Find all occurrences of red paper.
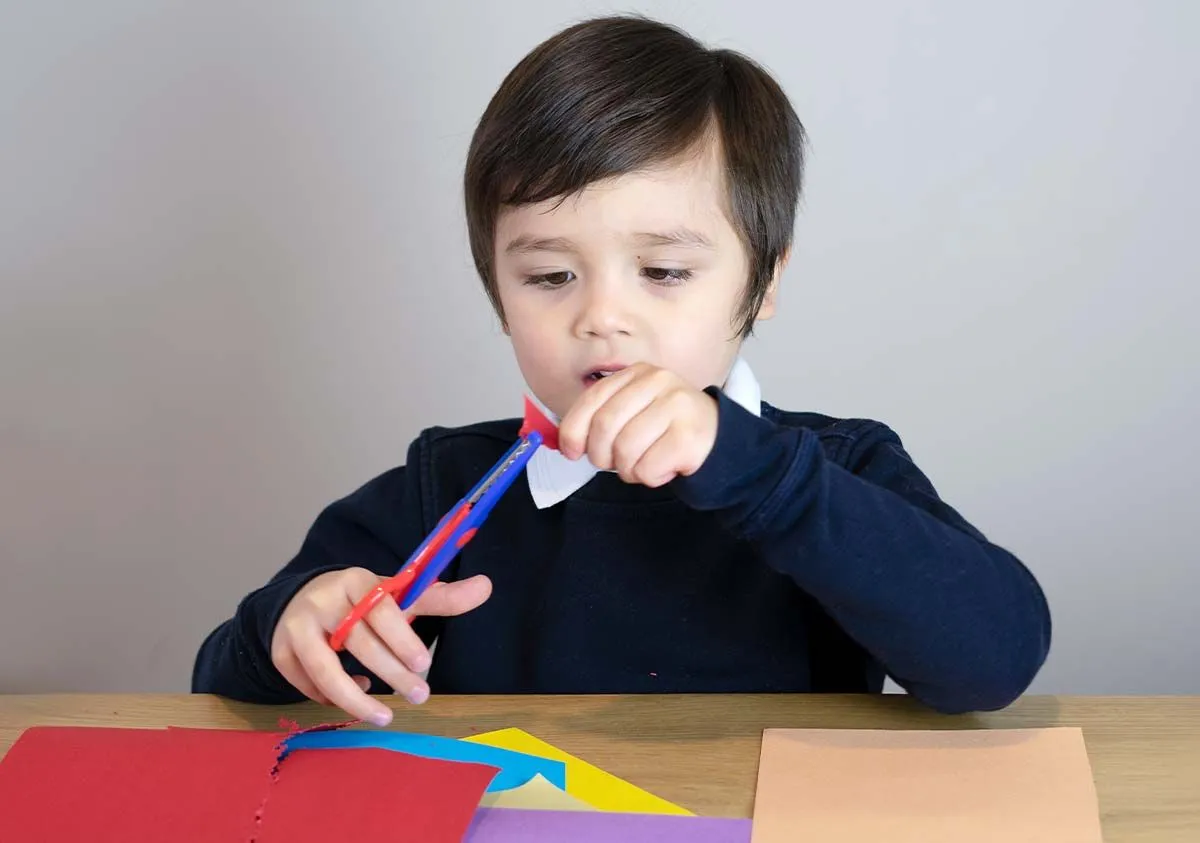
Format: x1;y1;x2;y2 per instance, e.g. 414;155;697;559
520;395;560;450
1;725;499;842
257;746;499;843
0;726;283;842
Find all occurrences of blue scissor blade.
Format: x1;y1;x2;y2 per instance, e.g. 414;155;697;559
399;432;541;609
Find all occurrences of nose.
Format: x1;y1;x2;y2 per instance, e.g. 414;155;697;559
572;275;633;339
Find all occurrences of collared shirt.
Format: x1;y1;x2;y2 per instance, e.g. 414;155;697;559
192;356;1051;713
525;356;763;509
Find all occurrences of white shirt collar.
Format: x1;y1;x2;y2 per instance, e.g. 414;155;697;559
524;356;763;509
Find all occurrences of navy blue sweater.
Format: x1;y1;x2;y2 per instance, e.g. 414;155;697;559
192;391;1050;714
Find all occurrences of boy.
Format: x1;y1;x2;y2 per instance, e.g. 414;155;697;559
193;16;1051;726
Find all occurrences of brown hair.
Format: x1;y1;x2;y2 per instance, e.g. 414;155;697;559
464;15;806;337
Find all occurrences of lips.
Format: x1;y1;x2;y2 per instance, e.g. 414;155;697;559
582;365;627;385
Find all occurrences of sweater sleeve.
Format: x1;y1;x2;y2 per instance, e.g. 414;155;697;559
670;390;1052;714
191;458;440;703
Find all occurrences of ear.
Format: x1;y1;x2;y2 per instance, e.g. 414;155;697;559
755;248;789;322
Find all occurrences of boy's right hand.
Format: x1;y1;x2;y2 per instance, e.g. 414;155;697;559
270;567;491;725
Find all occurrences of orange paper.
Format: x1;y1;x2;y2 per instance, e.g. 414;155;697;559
751;727;1103;843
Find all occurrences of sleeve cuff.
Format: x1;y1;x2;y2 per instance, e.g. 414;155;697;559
243;565;347;677
670;387;793;514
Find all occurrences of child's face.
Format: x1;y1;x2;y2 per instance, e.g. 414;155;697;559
493;140;776;418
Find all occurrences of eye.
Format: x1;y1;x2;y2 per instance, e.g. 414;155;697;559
641;267;693;286
523;270;576;288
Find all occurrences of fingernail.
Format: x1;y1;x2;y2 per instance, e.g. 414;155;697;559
407;684;429;705
369;709;392;726
413;652;431;672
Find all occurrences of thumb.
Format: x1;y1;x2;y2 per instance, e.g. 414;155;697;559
409;575;492;617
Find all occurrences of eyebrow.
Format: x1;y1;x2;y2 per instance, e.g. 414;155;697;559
632;228;716;250
502;228;717;256
504;235;579;255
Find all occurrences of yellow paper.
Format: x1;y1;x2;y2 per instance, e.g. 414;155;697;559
464;728;692;815
478;773;595;811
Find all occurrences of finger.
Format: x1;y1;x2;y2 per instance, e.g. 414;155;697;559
292;618;393;725
335;567;389;616
562;368;662;469
585;371;675;470
409;575;492;617
275;646;333;706
631;426;696;487
610;396;674;483
558;365;642;459
363;597;433;674
344;620;430;705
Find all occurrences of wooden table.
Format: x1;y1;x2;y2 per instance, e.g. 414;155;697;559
1;694;1197;841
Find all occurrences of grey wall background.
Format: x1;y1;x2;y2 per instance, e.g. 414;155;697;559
1;1;1196;696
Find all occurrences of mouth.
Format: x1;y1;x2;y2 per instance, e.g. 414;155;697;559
582;367;626;385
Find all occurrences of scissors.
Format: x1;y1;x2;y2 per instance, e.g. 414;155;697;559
329;398;556;652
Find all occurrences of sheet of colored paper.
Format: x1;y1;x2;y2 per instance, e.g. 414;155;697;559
0;725;282;842
464;728;691;815
284;728;564;792
751;727;1104;843
479;773;595;811
465;807;751;842
257;746;498;843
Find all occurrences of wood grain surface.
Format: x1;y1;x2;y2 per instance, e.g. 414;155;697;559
1;693;1196;841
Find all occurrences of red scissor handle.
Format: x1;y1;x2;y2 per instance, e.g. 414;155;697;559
328;504;471;652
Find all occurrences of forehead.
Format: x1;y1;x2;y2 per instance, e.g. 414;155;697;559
494;141;735;246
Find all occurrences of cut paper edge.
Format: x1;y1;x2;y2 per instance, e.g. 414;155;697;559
520;394;560;451
464;728;692;815
259;718;361;840
479;773;596;812
283;728;565;792
254;746;500;843
3;721;508;842
168;718;362;842
277;716;362;734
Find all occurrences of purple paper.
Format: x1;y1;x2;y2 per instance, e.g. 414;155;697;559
464;807;752;842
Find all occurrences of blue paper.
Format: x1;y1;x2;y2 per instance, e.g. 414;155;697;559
282;730;567;793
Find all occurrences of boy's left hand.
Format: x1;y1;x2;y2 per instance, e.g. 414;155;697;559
558;363;718;487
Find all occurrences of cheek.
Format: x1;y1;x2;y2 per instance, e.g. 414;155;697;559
664;333;740;390
502;285;552;336
507;322;553;359
503;310;562;382
496;279;564;364
657;295;743;386
673;282;743;342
